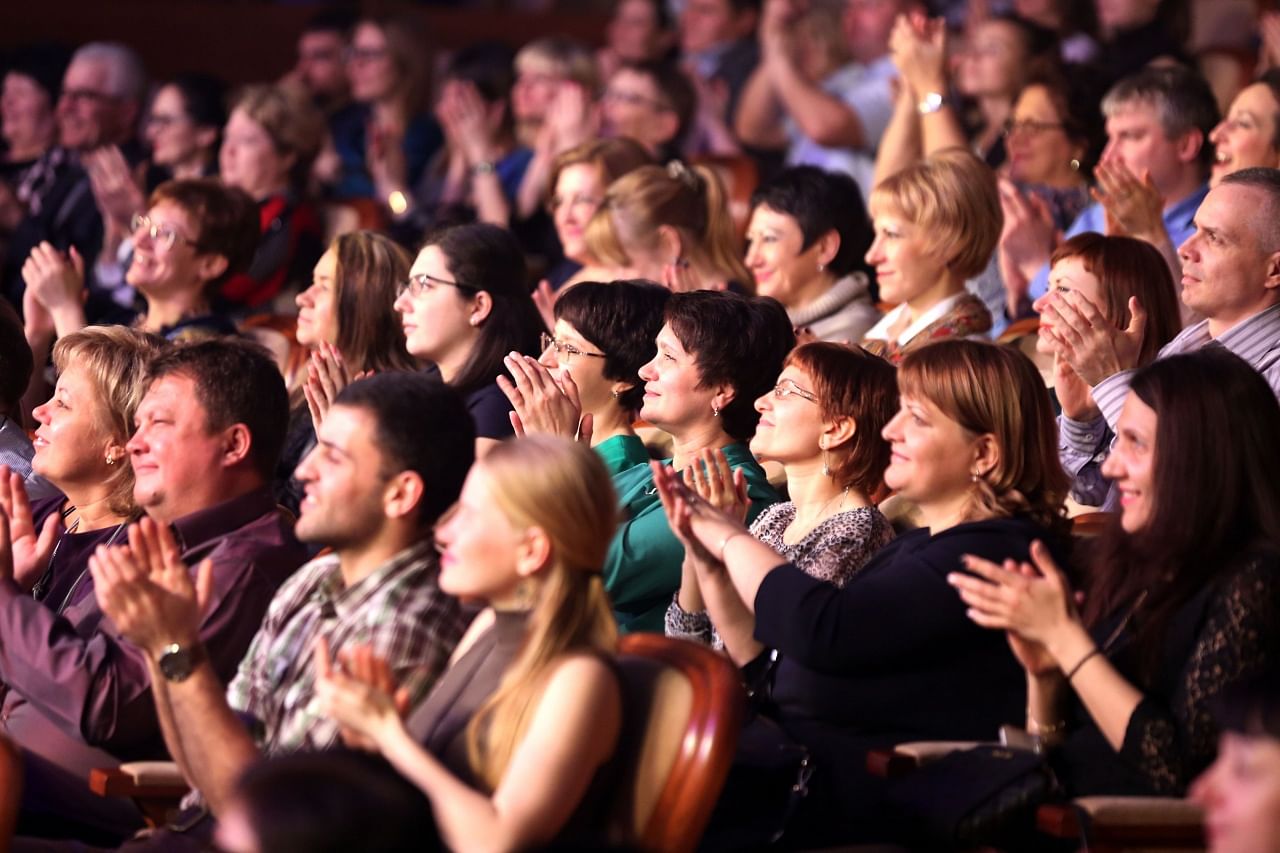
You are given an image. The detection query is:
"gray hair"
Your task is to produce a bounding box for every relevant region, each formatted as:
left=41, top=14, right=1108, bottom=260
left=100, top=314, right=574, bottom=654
left=70, top=42, right=147, bottom=103
left=1100, top=65, right=1219, bottom=168
left=1220, top=167, right=1280, bottom=250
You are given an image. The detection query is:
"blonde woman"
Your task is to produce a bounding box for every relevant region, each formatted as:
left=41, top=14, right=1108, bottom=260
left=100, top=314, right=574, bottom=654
left=585, top=161, right=752, bottom=292
left=862, top=149, right=1000, bottom=362
left=316, top=436, right=626, bottom=851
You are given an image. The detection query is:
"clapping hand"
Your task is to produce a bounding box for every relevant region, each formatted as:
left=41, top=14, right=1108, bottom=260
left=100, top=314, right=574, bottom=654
left=313, top=637, right=411, bottom=752
left=0, top=467, right=60, bottom=589
left=498, top=353, right=593, bottom=443
left=1092, top=161, right=1164, bottom=242
left=303, top=343, right=370, bottom=432
left=1038, top=289, right=1145, bottom=387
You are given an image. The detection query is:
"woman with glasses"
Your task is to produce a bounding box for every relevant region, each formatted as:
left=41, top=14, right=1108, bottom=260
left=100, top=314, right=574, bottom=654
left=21, top=178, right=259, bottom=345
left=394, top=222, right=544, bottom=457
left=499, top=279, right=670, bottom=475
left=603, top=289, right=792, bottom=633
left=142, top=73, right=226, bottom=189
left=652, top=339, right=1069, bottom=845
left=665, top=342, right=897, bottom=650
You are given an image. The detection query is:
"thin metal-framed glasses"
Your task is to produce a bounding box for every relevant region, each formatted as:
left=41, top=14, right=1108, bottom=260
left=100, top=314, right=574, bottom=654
left=129, top=214, right=202, bottom=252
left=1002, top=119, right=1065, bottom=138
left=771, top=379, right=818, bottom=403
left=397, top=273, right=476, bottom=299
left=540, top=332, right=608, bottom=364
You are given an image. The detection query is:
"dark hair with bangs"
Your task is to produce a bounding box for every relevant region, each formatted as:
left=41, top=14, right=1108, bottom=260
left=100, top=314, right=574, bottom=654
left=749, top=166, right=873, bottom=279
left=1082, top=350, right=1280, bottom=681
left=665, top=290, right=795, bottom=442
left=330, top=231, right=418, bottom=374
left=553, top=279, right=670, bottom=414
left=784, top=343, right=897, bottom=499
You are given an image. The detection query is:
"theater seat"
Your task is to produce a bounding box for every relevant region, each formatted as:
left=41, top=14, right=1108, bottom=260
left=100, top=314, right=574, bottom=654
left=613, top=633, right=747, bottom=853
left=87, top=761, right=187, bottom=828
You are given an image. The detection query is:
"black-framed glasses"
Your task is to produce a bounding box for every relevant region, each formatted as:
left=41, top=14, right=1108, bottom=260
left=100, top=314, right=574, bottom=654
left=130, top=214, right=203, bottom=252
left=771, top=379, right=818, bottom=403
left=1002, top=119, right=1066, bottom=138
left=60, top=87, right=119, bottom=105
left=397, top=273, right=476, bottom=299
left=540, top=332, right=607, bottom=364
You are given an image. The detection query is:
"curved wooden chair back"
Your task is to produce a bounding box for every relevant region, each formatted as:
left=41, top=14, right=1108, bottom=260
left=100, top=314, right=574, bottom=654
left=613, top=633, right=746, bottom=853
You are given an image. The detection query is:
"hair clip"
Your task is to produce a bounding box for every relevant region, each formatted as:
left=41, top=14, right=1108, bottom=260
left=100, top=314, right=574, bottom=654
left=666, top=159, right=700, bottom=190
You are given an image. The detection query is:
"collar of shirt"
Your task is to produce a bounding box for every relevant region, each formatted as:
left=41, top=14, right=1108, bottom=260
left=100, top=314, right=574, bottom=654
left=307, top=540, right=440, bottom=621
left=1163, top=182, right=1209, bottom=233
left=1168, top=300, right=1280, bottom=362
left=168, top=486, right=280, bottom=554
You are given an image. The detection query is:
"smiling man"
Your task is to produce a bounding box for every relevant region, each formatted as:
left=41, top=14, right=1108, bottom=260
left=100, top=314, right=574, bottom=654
left=1053, top=167, right=1280, bottom=506
left=81, top=372, right=474, bottom=851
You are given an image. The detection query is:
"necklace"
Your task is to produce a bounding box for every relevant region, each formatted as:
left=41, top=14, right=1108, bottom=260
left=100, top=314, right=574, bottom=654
left=30, top=506, right=127, bottom=608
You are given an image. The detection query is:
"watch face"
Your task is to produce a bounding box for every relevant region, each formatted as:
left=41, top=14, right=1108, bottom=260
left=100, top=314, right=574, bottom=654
left=159, top=645, right=194, bottom=682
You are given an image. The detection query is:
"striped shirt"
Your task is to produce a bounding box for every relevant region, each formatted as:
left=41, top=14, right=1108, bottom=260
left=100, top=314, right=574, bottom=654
left=1061, top=301, right=1280, bottom=505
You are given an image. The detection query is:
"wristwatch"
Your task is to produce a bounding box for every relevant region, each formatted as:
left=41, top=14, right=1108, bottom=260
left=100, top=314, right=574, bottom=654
left=157, top=642, right=205, bottom=683
left=917, top=91, right=948, bottom=115
left=471, top=160, right=497, bottom=176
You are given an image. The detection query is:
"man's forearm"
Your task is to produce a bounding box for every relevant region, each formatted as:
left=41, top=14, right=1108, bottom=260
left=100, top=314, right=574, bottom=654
left=157, top=660, right=260, bottom=816
left=144, top=659, right=194, bottom=784
left=771, top=57, right=864, bottom=149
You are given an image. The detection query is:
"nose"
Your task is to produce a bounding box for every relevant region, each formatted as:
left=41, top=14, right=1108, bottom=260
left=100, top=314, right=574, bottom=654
left=1031, top=291, right=1050, bottom=315
left=1208, top=119, right=1227, bottom=145
left=393, top=290, right=410, bottom=314
left=1100, top=448, right=1123, bottom=480
left=1177, top=231, right=1198, bottom=264
left=32, top=400, right=50, bottom=425
left=296, top=286, right=313, bottom=310
left=865, top=236, right=883, bottom=266
left=293, top=444, right=318, bottom=483
left=637, top=354, right=658, bottom=382
left=754, top=389, right=772, bottom=414
left=881, top=409, right=904, bottom=442
left=1099, top=137, right=1120, bottom=165
left=537, top=344, right=558, bottom=370
left=745, top=241, right=762, bottom=268
left=125, top=429, right=146, bottom=456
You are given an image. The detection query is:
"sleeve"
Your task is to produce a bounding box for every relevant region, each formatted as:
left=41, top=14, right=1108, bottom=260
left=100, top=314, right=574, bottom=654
left=836, top=72, right=895, bottom=151
left=1091, top=369, right=1136, bottom=432
left=602, top=496, right=685, bottom=627
left=1059, top=414, right=1114, bottom=507
left=467, top=385, right=516, bottom=441
left=664, top=595, right=716, bottom=647
left=752, top=525, right=1034, bottom=674
left=1117, top=559, right=1280, bottom=794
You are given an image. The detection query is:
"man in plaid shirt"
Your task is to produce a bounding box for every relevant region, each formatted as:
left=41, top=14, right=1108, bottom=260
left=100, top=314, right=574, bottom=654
left=88, top=373, right=476, bottom=847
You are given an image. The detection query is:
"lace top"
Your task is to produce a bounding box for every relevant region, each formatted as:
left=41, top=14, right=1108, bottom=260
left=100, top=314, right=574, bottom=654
left=1056, top=552, right=1280, bottom=796
left=665, top=503, right=895, bottom=649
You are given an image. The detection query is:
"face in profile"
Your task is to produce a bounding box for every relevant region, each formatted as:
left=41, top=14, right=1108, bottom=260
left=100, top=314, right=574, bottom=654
left=880, top=391, right=984, bottom=505
left=1100, top=390, right=1156, bottom=533
left=1033, top=255, right=1105, bottom=356
left=294, top=404, right=392, bottom=549
left=745, top=205, right=828, bottom=307
left=434, top=464, right=526, bottom=604
left=1209, top=83, right=1280, bottom=188
left=1192, top=729, right=1280, bottom=853
left=31, top=365, right=120, bottom=486
left=636, top=323, right=720, bottom=433
left=551, top=163, right=605, bottom=264
left=750, top=364, right=825, bottom=465
left=865, top=202, right=949, bottom=308
left=295, top=247, right=340, bottom=349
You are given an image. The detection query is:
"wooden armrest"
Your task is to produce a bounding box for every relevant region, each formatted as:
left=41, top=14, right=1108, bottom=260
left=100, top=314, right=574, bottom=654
left=89, top=762, right=188, bottom=799
left=1037, top=797, right=1205, bottom=848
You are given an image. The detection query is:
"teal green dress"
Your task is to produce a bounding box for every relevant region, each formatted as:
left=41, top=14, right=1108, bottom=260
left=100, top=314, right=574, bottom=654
left=603, top=442, right=781, bottom=634
left=594, top=433, right=651, bottom=477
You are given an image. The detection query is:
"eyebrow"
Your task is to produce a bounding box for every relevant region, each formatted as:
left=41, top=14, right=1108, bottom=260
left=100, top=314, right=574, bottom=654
left=317, top=438, right=352, bottom=461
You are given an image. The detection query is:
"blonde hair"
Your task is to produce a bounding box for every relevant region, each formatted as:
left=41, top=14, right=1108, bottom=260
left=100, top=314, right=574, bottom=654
left=898, top=339, right=1068, bottom=535
left=547, top=137, right=654, bottom=202
left=51, top=327, right=166, bottom=517
left=869, top=148, right=1001, bottom=280
left=230, top=83, right=325, bottom=188
left=465, top=436, right=620, bottom=789
left=516, top=37, right=600, bottom=93
left=586, top=162, right=753, bottom=289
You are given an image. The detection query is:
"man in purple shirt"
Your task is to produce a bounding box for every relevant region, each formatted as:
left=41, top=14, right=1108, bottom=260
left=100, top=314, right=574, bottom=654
left=0, top=339, right=306, bottom=843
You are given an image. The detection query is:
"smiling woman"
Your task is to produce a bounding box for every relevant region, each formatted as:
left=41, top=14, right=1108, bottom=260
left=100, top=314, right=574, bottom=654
left=1208, top=71, right=1280, bottom=188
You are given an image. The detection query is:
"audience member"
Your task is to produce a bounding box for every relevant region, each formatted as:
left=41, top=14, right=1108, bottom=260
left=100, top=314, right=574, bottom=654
left=735, top=0, right=908, bottom=200
left=316, top=436, right=626, bottom=850
left=678, top=0, right=760, bottom=127
left=327, top=16, right=440, bottom=203
left=1053, top=168, right=1280, bottom=503
left=1190, top=676, right=1280, bottom=853
left=512, top=37, right=599, bottom=152
left=1091, top=0, right=1188, bottom=83
left=0, top=302, right=53, bottom=499
left=1007, top=0, right=1098, bottom=63
left=22, top=178, right=259, bottom=345
left=952, top=349, right=1280, bottom=800
left=585, top=161, right=751, bottom=291
left=394, top=222, right=544, bottom=454
left=1013, top=65, right=1218, bottom=313
left=606, top=290, right=792, bottom=632
left=276, top=230, right=417, bottom=515
left=87, top=372, right=475, bottom=847
left=1, top=335, right=305, bottom=843
left=600, top=60, right=697, bottom=161
left=862, top=149, right=1000, bottom=361
left=598, top=0, right=679, bottom=81
left=745, top=165, right=879, bottom=341
left=142, top=74, right=226, bottom=188
left=501, top=278, right=670, bottom=467
left=0, top=46, right=68, bottom=218
left=3, top=42, right=146, bottom=324
left=538, top=137, right=653, bottom=293
left=1208, top=70, right=1280, bottom=186
left=1036, top=234, right=1182, bottom=506
left=666, top=342, right=897, bottom=649
left=217, top=84, right=325, bottom=312
left=654, top=339, right=1068, bottom=846
left=285, top=9, right=355, bottom=116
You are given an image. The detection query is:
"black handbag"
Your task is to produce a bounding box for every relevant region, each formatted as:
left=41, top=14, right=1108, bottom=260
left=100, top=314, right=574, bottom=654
left=884, top=744, right=1061, bottom=847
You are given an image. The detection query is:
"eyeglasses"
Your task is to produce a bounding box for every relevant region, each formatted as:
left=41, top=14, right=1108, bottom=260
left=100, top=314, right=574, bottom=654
left=602, top=88, right=671, bottom=112
left=60, top=88, right=118, bottom=106
left=1002, top=119, right=1066, bottom=138
left=345, top=46, right=389, bottom=64
left=540, top=332, right=607, bottom=364
left=130, top=214, right=203, bottom=252
left=145, top=113, right=189, bottom=130
left=397, top=273, right=476, bottom=299
left=771, top=379, right=818, bottom=403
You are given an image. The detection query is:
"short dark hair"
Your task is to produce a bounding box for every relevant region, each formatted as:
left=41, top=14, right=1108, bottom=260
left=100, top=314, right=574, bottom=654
left=1220, top=167, right=1280, bottom=250
left=0, top=302, right=32, bottom=416
left=1102, top=65, right=1220, bottom=170
left=443, top=42, right=515, bottom=104
left=624, top=59, right=697, bottom=153
left=233, top=750, right=440, bottom=853
left=666, top=290, right=795, bottom=441
left=148, top=178, right=261, bottom=290
left=165, top=72, right=227, bottom=132
left=1021, top=63, right=1109, bottom=178
left=554, top=279, right=671, bottom=413
left=146, top=338, right=289, bottom=480
left=749, top=165, right=873, bottom=278
left=424, top=223, right=545, bottom=396
left=335, top=373, right=475, bottom=526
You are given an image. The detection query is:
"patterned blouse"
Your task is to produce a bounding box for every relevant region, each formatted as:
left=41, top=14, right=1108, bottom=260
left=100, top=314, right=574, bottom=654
left=665, top=502, right=895, bottom=649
